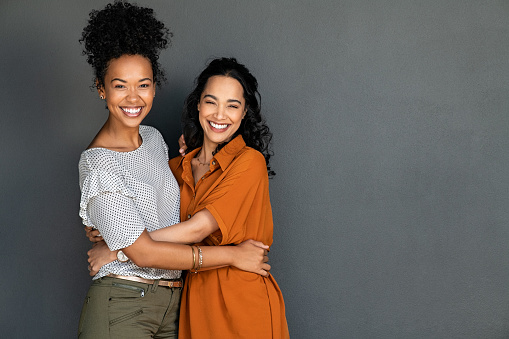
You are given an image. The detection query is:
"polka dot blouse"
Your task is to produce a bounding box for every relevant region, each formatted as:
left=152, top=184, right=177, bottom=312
left=79, top=125, right=181, bottom=280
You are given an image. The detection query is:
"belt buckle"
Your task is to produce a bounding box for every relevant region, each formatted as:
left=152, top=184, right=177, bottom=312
left=165, top=278, right=182, bottom=288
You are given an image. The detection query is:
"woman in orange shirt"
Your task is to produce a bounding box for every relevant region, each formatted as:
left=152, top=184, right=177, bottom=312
left=89, top=57, right=289, bottom=338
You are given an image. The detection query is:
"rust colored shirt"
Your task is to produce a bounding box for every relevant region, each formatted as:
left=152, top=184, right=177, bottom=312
left=169, top=135, right=289, bottom=338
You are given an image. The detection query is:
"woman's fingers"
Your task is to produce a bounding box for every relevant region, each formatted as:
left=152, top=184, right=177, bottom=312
left=245, top=239, right=270, bottom=249
left=263, top=263, right=271, bottom=272
left=90, top=231, right=103, bottom=242
left=178, top=134, right=187, bottom=155
left=259, top=263, right=271, bottom=277
left=84, top=226, right=103, bottom=242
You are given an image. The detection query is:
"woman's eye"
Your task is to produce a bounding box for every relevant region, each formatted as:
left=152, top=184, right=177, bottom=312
left=140, top=84, right=150, bottom=88
left=205, top=101, right=215, bottom=105
left=114, top=84, right=125, bottom=89
left=229, top=105, right=239, bottom=109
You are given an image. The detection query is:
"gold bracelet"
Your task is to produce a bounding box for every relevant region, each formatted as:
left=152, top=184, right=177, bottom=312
left=191, top=246, right=203, bottom=273
left=191, top=246, right=196, bottom=270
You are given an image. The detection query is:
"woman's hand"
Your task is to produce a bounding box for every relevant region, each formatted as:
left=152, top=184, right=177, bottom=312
left=87, top=241, right=117, bottom=276
left=231, top=239, right=271, bottom=277
left=84, top=226, right=103, bottom=243
left=178, top=134, right=187, bottom=156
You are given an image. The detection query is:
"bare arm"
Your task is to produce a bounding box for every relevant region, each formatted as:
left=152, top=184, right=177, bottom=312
left=85, top=209, right=217, bottom=244
left=123, top=230, right=258, bottom=269
left=149, top=209, right=217, bottom=243
left=87, top=231, right=269, bottom=276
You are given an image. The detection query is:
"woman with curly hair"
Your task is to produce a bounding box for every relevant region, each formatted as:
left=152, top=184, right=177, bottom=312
left=89, top=57, right=290, bottom=338
left=174, top=57, right=289, bottom=338
left=77, top=2, right=270, bottom=338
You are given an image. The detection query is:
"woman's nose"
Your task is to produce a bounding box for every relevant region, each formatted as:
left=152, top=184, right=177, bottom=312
left=215, top=105, right=226, bottom=119
left=126, top=89, right=140, bottom=102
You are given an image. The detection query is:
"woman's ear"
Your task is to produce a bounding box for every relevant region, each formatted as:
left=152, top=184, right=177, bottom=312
left=96, top=79, right=105, bottom=100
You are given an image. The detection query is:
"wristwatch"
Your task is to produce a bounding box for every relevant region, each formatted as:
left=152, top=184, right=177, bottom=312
left=116, top=250, right=129, bottom=263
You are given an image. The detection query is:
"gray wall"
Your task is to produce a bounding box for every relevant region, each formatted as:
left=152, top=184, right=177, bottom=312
left=1, top=1, right=508, bottom=338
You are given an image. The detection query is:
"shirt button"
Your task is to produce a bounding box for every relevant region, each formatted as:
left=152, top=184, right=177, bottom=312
left=187, top=214, right=191, bottom=219
left=202, top=177, right=205, bottom=180
left=212, top=161, right=216, bottom=165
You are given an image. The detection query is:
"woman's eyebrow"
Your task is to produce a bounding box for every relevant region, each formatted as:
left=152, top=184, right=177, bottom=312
left=110, top=78, right=153, bottom=83
left=203, top=94, right=217, bottom=100
left=203, top=94, right=241, bottom=104
left=227, top=99, right=242, bottom=104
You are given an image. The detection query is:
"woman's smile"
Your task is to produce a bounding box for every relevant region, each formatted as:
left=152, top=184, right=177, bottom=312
left=121, top=106, right=143, bottom=117
left=209, top=121, right=230, bottom=131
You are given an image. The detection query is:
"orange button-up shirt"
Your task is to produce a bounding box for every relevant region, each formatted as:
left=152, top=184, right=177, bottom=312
left=169, top=135, right=289, bottom=338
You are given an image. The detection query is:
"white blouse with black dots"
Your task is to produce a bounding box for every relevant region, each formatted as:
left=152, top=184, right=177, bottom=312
left=79, top=125, right=181, bottom=280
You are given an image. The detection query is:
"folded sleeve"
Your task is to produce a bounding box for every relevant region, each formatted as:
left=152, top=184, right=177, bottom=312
left=200, top=151, right=269, bottom=245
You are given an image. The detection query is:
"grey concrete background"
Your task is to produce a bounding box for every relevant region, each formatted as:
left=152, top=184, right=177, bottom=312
left=1, top=1, right=508, bottom=338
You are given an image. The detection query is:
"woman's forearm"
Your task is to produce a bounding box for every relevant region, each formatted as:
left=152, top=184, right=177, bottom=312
left=124, top=229, right=234, bottom=269
left=123, top=231, right=269, bottom=276
left=149, top=209, right=218, bottom=244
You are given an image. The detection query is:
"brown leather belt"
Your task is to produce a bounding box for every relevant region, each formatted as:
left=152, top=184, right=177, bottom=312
left=107, top=274, right=183, bottom=288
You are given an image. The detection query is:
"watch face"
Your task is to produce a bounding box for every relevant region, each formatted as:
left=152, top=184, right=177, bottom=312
left=117, top=250, right=129, bottom=262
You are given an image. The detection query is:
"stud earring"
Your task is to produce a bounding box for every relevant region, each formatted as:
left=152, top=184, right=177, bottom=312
left=100, top=95, right=105, bottom=99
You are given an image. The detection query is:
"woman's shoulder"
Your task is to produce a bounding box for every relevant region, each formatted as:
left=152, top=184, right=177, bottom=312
left=140, top=125, right=168, bottom=152
left=237, top=146, right=265, bottom=163
left=140, top=125, right=163, bottom=140
left=232, top=146, right=267, bottom=175
left=80, top=147, right=115, bottom=160
left=79, top=147, right=122, bottom=173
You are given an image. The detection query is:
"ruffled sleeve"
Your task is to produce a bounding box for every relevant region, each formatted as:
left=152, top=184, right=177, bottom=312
left=78, top=150, right=148, bottom=250
left=79, top=168, right=137, bottom=227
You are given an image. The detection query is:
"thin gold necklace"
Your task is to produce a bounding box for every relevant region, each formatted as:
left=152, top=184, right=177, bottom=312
left=194, top=151, right=210, bottom=166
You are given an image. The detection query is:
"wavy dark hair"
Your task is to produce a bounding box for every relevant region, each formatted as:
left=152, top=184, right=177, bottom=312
left=182, top=57, right=275, bottom=177
left=79, top=0, right=171, bottom=89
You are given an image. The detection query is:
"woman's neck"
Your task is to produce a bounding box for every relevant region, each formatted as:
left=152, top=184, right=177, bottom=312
left=196, top=142, right=215, bottom=163
left=88, top=119, right=142, bottom=151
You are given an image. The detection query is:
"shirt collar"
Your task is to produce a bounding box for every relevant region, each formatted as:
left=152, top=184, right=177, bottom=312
left=213, top=135, right=246, bottom=171
left=179, top=135, right=246, bottom=172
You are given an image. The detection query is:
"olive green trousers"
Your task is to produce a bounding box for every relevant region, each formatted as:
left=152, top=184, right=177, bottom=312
left=78, top=276, right=182, bottom=338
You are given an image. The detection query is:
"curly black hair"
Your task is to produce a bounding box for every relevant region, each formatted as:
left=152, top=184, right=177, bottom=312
left=182, top=57, right=275, bottom=177
left=80, top=0, right=171, bottom=88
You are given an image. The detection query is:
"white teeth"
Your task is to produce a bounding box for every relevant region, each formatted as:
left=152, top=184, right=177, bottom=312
left=122, top=107, right=142, bottom=114
left=210, top=121, right=228, bottom=129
